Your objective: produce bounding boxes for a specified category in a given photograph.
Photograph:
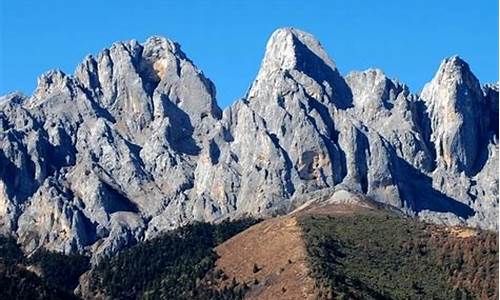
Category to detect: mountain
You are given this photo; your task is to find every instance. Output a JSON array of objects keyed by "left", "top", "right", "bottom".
[{"left": 0, "top": 28, "right": 497, "bottom": 260}]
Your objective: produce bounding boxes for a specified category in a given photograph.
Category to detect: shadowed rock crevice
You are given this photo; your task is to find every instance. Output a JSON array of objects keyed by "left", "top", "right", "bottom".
[
  {"left": 392, "top": 152, "right": 474, "bottom": 219},
  {"left": 100, "top": 181, "right": 139, "bottom": 214},
  {"left": 208, "top": 139, "right": 220, "bottom": 165},
  {"left": 411, "top": 99, "right": 437, "bottom": 171},
  {"left": 0, "top": 139, "right": 40, "bottom": 204},
  {"left": 137, "top": 59, "right": 162, "bottom": 97},
  {"left": 484, "top": 84, "right": 499, "bottom": 138},
  {"left": 354, "top": 132, "right": 370, "bottom": 194},
  {"left": 162, "top": 95, "right": 201, "bottom": 156}
]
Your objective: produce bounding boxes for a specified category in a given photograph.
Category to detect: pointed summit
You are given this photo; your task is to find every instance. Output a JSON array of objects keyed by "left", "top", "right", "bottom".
[
  {"left": 421, "top": 56, "right": 487, "bottom": 175},
  {"left": 259, "top": 27, "right": 337, "bottom": 73},
  {"left": 249, "top": 28, "right": 351, "bottom": 108},
  {"left": 432, "top": 56, "right": 480, "bottom": 87}
]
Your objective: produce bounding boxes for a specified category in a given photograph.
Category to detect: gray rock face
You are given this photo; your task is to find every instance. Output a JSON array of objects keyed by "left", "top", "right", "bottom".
[
  {"left": 0, "top": 28, "right": 497, "bottom": 259},
  {"left": 421, "top": 56, "right": 488, "bottom": 175}
]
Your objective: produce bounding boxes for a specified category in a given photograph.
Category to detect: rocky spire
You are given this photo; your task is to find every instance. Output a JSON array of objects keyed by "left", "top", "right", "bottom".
[
  {"left": 249, "top": 28, "right": 352, "bottom": 108},
  {"left": 421, "top": 56, "right": 487, "bottom": 175},
  {"left": 256, "top": 28, "right": 337, "bottom": 77}
]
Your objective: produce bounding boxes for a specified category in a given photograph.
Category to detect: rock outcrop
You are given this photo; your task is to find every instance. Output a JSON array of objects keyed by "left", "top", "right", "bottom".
[
  {"left": 421, "top": 56, "right": 488, "bottom": 175},
  {"left": 0, "top": 28, "right": 497, "bottom": 259}
]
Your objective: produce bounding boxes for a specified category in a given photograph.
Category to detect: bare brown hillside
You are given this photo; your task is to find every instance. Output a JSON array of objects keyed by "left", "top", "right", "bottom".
[{"left": 214, "top": 216, "right": 317, "bottom": 300}]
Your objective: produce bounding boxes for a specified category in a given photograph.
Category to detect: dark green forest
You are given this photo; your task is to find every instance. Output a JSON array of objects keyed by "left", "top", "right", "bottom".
[
  {"left": 83, "top": 218, "right": 259, "bottom": 299},
  {"left": 0, "top": 218, "right": 258, "bottom": 300},
  {"left": 300, "top": 212, "right": 498, "bottom": 300},
  {"left": 0, "top": 236, "right": 83, "bottom": 300}
]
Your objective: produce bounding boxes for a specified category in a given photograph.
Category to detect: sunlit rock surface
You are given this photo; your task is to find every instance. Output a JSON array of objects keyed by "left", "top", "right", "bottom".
[{"left": 0, "top": 28, "right": 497, "bottom": 259}]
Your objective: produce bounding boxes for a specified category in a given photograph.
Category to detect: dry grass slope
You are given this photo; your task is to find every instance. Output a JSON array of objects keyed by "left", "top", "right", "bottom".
[{"left": 214, "top": 216, "right": 317, "bottom": 300}]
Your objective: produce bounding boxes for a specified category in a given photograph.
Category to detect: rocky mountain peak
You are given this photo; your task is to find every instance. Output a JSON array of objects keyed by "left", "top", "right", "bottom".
[
  {"left": 421, "top": 56, "right": 487, "bottom": 175},
  {"left": 72, "top": 35, "right": 221, "bottom": 132},
  {"left": 438, "top": 55, "right": 473, "bottom": 78},
  {"left": 139, "top": 36, "right": 187, "bottom": 85},
  {"left": 143, "top": 36, "right": 183, "bottom": 60},
  {"left": 32, "top": 70, "right": 75, "bottom": 103},
  {"left": 249, "top": 27, "right": 351, "bottom": 109},
  {"left": 258, "top": 27, "right": 337, "bottom": 75},
  {"left": 424, "top": 55, "right": 484, "bottom": 106}
]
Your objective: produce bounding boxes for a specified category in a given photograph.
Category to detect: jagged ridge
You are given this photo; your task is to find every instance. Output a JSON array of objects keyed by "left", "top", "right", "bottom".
[{"left": 0, "top": 28, "right": 497, "bottom": 260}]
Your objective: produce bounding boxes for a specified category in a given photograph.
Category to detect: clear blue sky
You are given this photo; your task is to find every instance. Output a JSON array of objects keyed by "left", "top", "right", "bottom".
[{"left": 0, "top": 0, "right": 498, "bottom": 108}]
